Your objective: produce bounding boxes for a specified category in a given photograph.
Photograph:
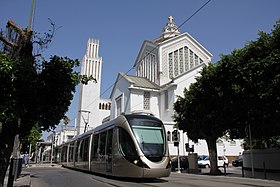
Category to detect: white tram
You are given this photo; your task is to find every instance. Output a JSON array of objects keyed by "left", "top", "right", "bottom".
[{"left": 55, "top": 113, "right": 171, "bottom": 178}]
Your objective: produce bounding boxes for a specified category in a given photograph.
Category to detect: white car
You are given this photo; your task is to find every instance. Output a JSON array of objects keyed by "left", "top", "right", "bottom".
[{"left": 198, "top": 156, "right": 228, "bottom": 168}]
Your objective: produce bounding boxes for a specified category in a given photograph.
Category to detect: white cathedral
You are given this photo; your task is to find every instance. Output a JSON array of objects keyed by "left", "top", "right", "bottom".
[{"left": 77, "top": 16, "right": 243, "bottom": 158}]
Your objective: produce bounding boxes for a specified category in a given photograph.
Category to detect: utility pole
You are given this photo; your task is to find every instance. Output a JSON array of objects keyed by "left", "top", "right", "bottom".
[{"left": 28, "top": 0, "right": 35, "bottom": 31}]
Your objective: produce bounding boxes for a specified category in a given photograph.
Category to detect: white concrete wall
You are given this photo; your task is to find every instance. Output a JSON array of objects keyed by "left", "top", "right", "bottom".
[
  {"left": 173, "top": 65, "right": 204, "bottom": 97},
  {"left": 79, "top": 81, "right": 100, "bottom": 128},
  {"left": 149, "top": 91, "right": 160, "bottom": 117},
  {"left": 130, "top": 89, "right": 144, "bottom": 112},
  {"left": 110, "top": 76, "right": 130, "bottom": 119},
  {"left": 165, "top": 126, "right": 243, "bottom": 157}
]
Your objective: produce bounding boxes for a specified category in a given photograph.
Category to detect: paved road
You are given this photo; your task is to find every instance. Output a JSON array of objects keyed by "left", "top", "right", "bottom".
[{"left": 26, "top": 165, "right": 280, "bottom": 187}]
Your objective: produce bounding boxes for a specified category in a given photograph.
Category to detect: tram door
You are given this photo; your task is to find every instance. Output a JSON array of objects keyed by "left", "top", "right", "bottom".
[{"left": 106, "top": 129, "right": 113, "bottom": 173}]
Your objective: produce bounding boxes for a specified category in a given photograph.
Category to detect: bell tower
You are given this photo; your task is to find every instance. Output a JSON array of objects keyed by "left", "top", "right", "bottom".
[{"left": 77, "top": 39, "right": 102, "bottom": 134}]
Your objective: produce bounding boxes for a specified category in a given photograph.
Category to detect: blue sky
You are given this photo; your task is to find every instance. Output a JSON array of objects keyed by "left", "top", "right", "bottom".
[{"left": 1, "top": 0, "right": 279, "bottom": 137}]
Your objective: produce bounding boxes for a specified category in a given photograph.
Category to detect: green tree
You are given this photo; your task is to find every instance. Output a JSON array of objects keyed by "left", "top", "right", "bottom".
[
  {"left": 219, "top": 20, "right": 280, "bottom": 141},
  {"left": 20, "top": 125, "right": 41, "bottom": 154},
  {"left": 173, "top": 19, "right": 280, "bottom": 175},
  {"left": 174, "top": 63, "right": 235, "bottom": 175},
  {"left": 0, "top": 20, "right": 94, "bottom": 186}
]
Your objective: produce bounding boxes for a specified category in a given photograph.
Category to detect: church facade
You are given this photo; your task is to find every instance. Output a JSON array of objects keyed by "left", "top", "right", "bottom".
[
  {"left": 109, "top": 16, "right": 243, "bottom": 157},
  {"left": 78, "top": 16, "right": 243, "bottom": 158}
]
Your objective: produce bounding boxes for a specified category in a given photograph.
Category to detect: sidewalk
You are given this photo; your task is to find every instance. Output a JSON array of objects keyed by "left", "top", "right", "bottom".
[
  {"left": 3, "top": 163, "right": 59, "bottom": 187},
  {"left": 12, "top": 170, "right": 31, "bottom": 187},
  {"left": 3, "top": 167, "right": 30, "bottom": 187}
]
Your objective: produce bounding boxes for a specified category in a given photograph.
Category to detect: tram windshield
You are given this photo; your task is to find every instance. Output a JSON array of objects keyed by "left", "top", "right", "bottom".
[{"left": 127, "top": 116, "right": 165, "bottom": 159}]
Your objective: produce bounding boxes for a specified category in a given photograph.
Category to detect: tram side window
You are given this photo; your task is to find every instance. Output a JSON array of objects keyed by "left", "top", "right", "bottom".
[
  {"left": 106, "top": 129, "right": 113, "bottom": 156},
  {"left": 119, "top": 128, "right": 138, "bottom": 160},
  {"left": 69, "top": 143, "right": 75, "bottom": 162},
  {"left": 91, "top": 135, "right": 99, "bottom": 160},
  {"left": 75, "top": 140, "right": 81, "bottom": 162},
  {"left": 99, "top": 132, "right": 106, "bottom": 157},
  {"left": 79, "top": 140, "right": 84, "bottom": 162},
  {"left": 82, "top": 137, "right": 89, "bottom": 161},
  {"left": 61, "top": 146, "right": 67, "bottom": 162}
]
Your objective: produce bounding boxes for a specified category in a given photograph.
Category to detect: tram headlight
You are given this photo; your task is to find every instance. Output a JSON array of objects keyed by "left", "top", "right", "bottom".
[{"left": 134, "top": 159, "right": 150, "bottom": 168}]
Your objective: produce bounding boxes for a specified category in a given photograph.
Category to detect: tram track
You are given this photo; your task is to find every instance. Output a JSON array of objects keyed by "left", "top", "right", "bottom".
[{"left": 89, "top": 175, "right": 169, "bottom": 187}]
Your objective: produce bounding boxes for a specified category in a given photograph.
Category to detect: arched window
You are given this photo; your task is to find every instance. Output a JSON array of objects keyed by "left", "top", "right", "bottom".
[
  {"left": 217, "top": 139, "right": 223, "bottom": 146},
  {"left": 230, "top": 140, "right": 236, "bottom": 146},
  {"left": 105, "top": 103, "right": 107, "bottom": 109}
]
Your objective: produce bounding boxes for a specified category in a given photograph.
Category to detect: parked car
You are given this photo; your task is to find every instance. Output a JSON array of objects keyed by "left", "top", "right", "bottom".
[
  {"left": 171, "top": 156, "right": 189, "bottom": 171},
  {"left": 232, "top": 156, "right": 243, "bottom": 167},
  {"left": 198, "top": 156, "right": 228, "bottom": 168},
  {"left": 198, "top": 155, "right": 208, "bottom": 161}
]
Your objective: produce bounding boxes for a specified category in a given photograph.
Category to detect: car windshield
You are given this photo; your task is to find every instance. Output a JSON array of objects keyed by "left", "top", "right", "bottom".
[{"left": 198, "top": 155, "right": 207, "bottom": 160}]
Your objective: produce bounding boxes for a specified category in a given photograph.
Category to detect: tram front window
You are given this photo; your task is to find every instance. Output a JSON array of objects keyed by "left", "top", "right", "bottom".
[
  {"left": 119, "top": 128, "right": 138, "bottom": 162},
  {"left": 129, "top": 118, "right": 165, "bottom": 161}
]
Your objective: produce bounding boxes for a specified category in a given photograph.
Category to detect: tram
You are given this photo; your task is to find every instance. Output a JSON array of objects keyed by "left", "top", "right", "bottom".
[{"left": 55, "top": 113, "right": 171, "bottom": 178}]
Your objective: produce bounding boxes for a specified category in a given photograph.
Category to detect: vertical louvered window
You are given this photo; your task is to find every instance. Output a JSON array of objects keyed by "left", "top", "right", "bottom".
[
  {"left": 179, "top": 48, "right": 184, "bottom": 74},
  {"left": 195, "top": 54, "right": 199, "bottom": 66},
  {"left": 143, "top": 91, "right": 150, "bottom": 110},
  {"left": 200, "top": 58, "right": 204, "bottom": 64},
  {"left": 190, "top": 50, "right": 194, "bottom": 69},
  {"left": 168, "top": 53, "right": 173, "bottom": 78},
  {"left": 174, "top": 50, "right": 178, "bottom": 76},
  {"left": 184, "top": 46, "right": 189, "bottom": 71}
]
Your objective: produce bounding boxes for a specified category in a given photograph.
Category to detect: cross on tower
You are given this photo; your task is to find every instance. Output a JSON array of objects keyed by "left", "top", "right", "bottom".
[{"left": 168, "top": 16, "right": 174, "bottom": 23}]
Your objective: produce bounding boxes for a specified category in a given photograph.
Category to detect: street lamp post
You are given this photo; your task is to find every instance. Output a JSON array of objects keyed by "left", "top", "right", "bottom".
[
  {"left": 248, "top": 124, "right": 255, "bottom": 177},
  {"left": 50, "top": 132, "right": 55, "bottom": 164},
  {"left": 173, "top": 129, "right": 181, "bottom": 173},
  {"left": 177, "top": 144, "right": 181, "bottom": 173},
  {"left": 79, "top": 110, "right": 91, "bottom": 133}
]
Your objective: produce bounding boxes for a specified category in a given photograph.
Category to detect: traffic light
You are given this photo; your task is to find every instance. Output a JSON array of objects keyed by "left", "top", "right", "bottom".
[
  {"left": 172, "top": 130, "right": 180, "bottom": 142},
  {"left": 185, "top": 143, "right": 189, "bottom": 151},
  {"left": 191, "top": 145, "right": 194, "bottom": 152},
  {"left": 185, "top": 143, "right": 194, "bottom": 152}
]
